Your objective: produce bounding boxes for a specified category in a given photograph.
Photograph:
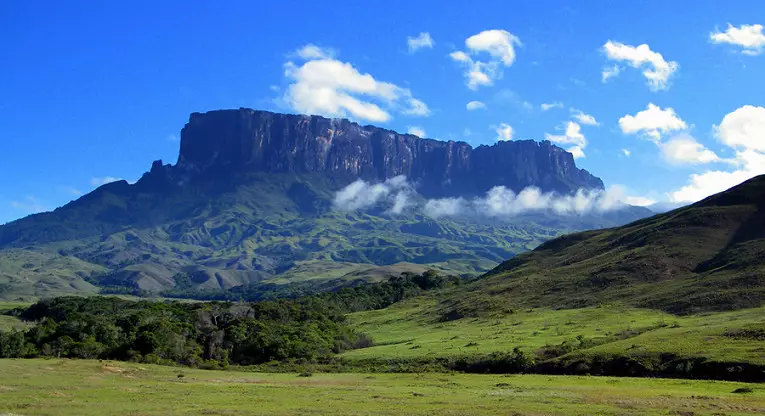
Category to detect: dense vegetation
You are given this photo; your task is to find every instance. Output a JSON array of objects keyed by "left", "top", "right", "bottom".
[{"left": 0, "top": 271, "right": 456, "bottom": 366}]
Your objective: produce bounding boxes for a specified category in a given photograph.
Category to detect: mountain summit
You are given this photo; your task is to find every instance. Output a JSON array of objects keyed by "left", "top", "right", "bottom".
[
  {"left": 0, "top": 109, "right": 641, "bottom": 300},
  {"left": 172, "top": 109, "right": 604, "bottom": 197}
]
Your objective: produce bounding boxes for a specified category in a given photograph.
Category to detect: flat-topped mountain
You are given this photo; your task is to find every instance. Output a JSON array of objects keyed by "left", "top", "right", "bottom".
[
  {"left": 0, "top": 109, "right": 645, "bottom": 300},
  {"left": 174, "top": 109, "right": 604, "bottom": 197}
]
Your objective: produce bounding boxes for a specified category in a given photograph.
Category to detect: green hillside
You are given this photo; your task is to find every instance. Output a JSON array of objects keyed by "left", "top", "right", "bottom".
[
  {"left": 432, "top": 174, "right": 765, "bottom": 317},
  {"left": 335, "top": 176, "right": 765, "bottom": 379},
  {"left": 0, "top": 171, "right": 646, "bottom": 301}
]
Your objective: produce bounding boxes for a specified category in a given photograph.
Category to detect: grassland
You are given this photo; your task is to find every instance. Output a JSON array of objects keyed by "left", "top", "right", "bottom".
[
  {"left": 343, "top": 299, "right": 765, "bottom": 367},
  {"left": 0, "top": 359, "right": 764, "bottom": 415}
]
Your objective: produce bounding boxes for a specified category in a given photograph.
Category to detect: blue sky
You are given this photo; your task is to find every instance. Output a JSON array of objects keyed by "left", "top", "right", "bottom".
[{"left": 2, "top": 0, "right": 765, "bottom": 224}]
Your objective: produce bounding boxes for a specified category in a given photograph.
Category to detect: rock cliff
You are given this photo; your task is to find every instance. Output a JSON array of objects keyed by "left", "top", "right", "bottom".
[{"left": 173, "top": 109, "right": 604, "bottom": 197}]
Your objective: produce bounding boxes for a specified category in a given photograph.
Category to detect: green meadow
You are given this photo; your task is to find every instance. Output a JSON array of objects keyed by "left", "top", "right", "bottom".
[
  {"left": 343, "top": 299, "right": 765, "bottom": 366},
  {"left": 1, "top": 359, "right": 764, "bottom": 416}
]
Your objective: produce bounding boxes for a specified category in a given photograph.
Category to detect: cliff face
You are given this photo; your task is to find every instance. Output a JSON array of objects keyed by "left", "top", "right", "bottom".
[{"left": 175, "top": 108, "right": 604, "bottom": 197}]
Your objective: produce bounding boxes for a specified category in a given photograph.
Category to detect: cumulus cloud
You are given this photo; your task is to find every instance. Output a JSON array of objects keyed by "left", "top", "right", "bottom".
[
  {"left": 334, "top": 177, "right": 646, "bottom": 219},
  {"left": 294, "top": 44, "right": 335, "bottom": 60},
  {"left": 669, "top": 105, "right": 765, "bottom": 203},
  {"left": 90, "top": 176, "right": 123, "bottom": 187},
  {"left": 450, "top": 29, "right": 521, "bottom": 89},
  {"left": 495, "top": 123, "right": 514, "bottom": 141},
  {"left": 710, "top": 24, "right": 765, "bottom": 55},
  {"left": 333, "top": 176, "right": 414, "bottom": 214},
  {"left": 426, "top": 186, "right": 631, "bottom": 218},
  {"left": 407, "top": 32, "right": 434, "bottom": 53},
  {"left": 660, "top": 134, "right": 721, "bottom": 165},
  {"left": 545, "top": 121, "right": 587, "bottom": 158},
  {"left": 715, "top": 105, "right": 765, "bottom": 151},
  {"left": 618, "top": 103, "right": 687, "bottom": 142},
  {"left": 541, "top": 102, "right": 563, "bottom": 111},
  {"left": 466, "top": 100, "right": 487, "bottom": 111},
  {"left": 402, "top": 98, "right": 431, "bottom": 116},
  {"left": 601, "top": 64, "right": 621, "bottom": 83},
  {"left": 602, "top": 41, "right": 679, "bottom": 91},
  {"left": 570, "top": 108, "right": 599, "bottom": 126},
  {"left": 283, "top": 45, "right": 429, "bottom": 123},
  {"left": 407, "top": 126, "right": 426, "bottom": 137}
]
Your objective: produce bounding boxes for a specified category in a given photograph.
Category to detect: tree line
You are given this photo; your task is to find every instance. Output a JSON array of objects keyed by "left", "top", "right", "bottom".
[{"left": 0, "top": 271, "right": 458, "bottom": 367}]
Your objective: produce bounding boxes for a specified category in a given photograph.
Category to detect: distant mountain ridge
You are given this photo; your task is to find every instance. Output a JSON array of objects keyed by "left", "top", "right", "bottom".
[{"left": 0, "top": 109, "right": 646, "bottom": 300}]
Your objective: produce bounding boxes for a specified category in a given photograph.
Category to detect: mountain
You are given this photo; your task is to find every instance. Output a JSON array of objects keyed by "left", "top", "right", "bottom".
[
  {"left": 445, "top": 174, "right": 765, "bottom": 315},
  {"left": 177, "top": 109, "right": 604, "bottom": 198},
  {"left": 0, "top": 109, "right": 648, "bottom": 300}
]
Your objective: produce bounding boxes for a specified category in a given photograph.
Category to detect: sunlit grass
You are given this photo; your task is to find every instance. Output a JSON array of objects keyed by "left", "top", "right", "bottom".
[{"left": 1, "top": 359, "right": 764, "bottom": 415}]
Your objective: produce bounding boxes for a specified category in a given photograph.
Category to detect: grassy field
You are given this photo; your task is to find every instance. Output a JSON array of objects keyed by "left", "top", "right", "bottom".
[
  {"left": 0, "top": 301, "right": 31, "bottom": 331},
  {"left": 0, "top": 359, "right": 763, "bottom": 415},
  {"left": 343, "top": 299, "right": 765, "bottom": 366}
]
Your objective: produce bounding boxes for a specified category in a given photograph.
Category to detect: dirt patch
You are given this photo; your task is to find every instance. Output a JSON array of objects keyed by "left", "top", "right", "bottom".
[
  {"left": 102, "top": 365, "right": 127, "bottom": 373},
  {"left": 0, "top": 385, "right": 16, "bottom": 391}
]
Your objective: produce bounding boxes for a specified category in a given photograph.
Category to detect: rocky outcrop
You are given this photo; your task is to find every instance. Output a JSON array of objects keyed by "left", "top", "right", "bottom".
[{"left": 174, "top": 108, "right": 604, "bottom": 197}]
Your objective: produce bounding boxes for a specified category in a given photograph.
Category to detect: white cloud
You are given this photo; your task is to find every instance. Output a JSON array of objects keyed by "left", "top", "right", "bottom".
[
  {"left": 715, "top": 105, "right": 765, "bottom": 152},
  {"left": 423, "top": 198, "right": 466, "bottom": 218},
  {"left": 335, "top": 178, "right": 644, "bottom": 218},
  {"left": 669, "top": 105, "right": 765, "bottom": 203},
  {"left": 59, "top": 186, "right": 83, "bottom": 196},
  {"left": 660, "top": 134, "right": 721, "bottom": 165},
  {"left": 710, "top": 24, "right": 765, "bottom": 55},
  {"left": 618, "top": 103, "right": 687, "bottom": 142},
  {"left": 624, "top": 195, "right": 657, "bottom": 207},
  {"left": 295, "top": 44, "right": 335, "bottom": 60},
  {"left": 541, "top": 102, "right": 563, "bottom": 111},
  {"left": 450, "top": 29, "right": 521, "bottom": 89},
  {"left": 428, "top": 186, "right": 629, "bottom": 218},
  {"left": 90, "top": 176, "right": 122, "bottom": 187},
  {"left": 545, "top": 121, "right": 587, "bottom": 158},
  {"left": 601, "top": 64, "right": 621, "bottom": 83},
  {"left": 402, "top": 98, "right": 431, "bottom": 117},
  {"left": 407, "top": 126, "right": 426, "bottom": 137},
  {"left": 407, "top": 32, "right": 434, "bottom": 53},
  {"left": 570, "top": 108, "right": 599, "bottom": 126},
  {"left": 466, "top": 101, "right": 487, "bottom": 111},
  {"left": 567, "top": 146, "right": 586, "bottom": 159},
  {"left": 495, "top": 123, "right": 514, "bottom": 141},
  {"left": 602, "top": 41, "right": 679, "bottom": 91},
  {"left": 621, "top": 149, "right": 631, "bottom": 157},
  {"left": 333, "top": 176, "right": 412, "bottom": 214},
  {"left": 283, "top": 45, "right": 429, "bottom": 123}
]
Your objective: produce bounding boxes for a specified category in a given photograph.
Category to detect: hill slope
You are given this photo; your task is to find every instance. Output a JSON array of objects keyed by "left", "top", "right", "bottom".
[{"left": 443, "top": 174, "right": 765, "bottom": 315}]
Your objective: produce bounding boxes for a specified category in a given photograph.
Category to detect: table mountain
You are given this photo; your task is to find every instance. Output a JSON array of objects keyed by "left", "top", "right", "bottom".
[{"left": 0, "top": 109, "right": 646, "bottom": 300}]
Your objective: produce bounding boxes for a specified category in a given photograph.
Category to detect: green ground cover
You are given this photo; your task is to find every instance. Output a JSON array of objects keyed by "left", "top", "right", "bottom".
[{"left": 1, "top": 359, "right": 764, "bottom": 416}]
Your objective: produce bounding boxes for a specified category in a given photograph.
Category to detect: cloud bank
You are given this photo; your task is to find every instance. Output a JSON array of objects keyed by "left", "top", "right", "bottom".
[{"left": 333, "top": 177, "right": 639, "bottom": 219}]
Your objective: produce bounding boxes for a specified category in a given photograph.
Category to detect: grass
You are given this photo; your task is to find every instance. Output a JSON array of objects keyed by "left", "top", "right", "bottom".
[
  {"left": 343, "top": 299, "right": 765, "bottom": 367},
  {"left": 1, "top": 359, "right": 764, "bottom": 415},
  {"left": 0, "top": 301, "right": 31, "bottom": 331}
]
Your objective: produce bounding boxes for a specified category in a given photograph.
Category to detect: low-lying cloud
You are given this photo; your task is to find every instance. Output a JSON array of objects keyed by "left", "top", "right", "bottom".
[
  {"left": 334, "top": 176, "right": 634, "bottom": 218},
  {"left": 425, "top": 186, "right": 626, "bottom": 218},
  {"left": 333, "top": 175, "right": 413, "bottom": 214}
]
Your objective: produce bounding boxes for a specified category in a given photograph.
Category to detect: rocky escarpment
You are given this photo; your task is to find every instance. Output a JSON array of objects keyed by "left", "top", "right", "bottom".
[{"left": 174, "top": 108, "right": 604, "bottom": 197}]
